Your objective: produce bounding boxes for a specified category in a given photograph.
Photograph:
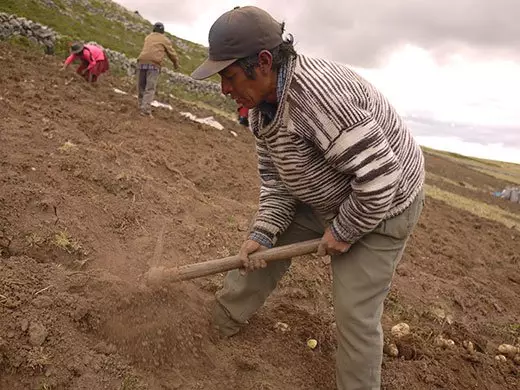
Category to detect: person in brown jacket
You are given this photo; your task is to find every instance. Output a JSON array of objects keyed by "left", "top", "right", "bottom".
[{"left": 137, "top": 22, "right": 180, "bottom": 116}]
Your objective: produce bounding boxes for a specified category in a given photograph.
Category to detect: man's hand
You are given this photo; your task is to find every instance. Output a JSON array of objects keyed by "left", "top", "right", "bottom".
[
  {"left": 238, "top": 239, "right": 268, "bottom": 275},
  {"left": 317, "top": 227, "right": 351, "bottom": 256}
]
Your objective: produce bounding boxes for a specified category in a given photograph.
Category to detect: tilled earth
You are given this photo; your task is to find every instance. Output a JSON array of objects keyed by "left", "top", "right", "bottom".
[{"left": 1, "top": 43, "right": 519, "bottom": 389}]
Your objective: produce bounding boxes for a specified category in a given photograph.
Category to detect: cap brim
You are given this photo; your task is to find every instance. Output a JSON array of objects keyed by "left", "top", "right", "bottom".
[{"left": 191, "top": 58, "right": 237, "bottom": 80}]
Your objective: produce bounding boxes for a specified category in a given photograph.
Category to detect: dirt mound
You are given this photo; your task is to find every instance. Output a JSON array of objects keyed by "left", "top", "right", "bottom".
[
  {"left": 0, "top": 256, "right": 132, "bottom": 389},
  {"left": 1, "top": 42, "right": 519, "bottom": 389}
]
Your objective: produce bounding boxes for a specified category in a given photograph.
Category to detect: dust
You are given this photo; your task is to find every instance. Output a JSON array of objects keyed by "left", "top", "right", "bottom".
[{"left": 96, "top": 281, "right": 214, "bottom": 370}]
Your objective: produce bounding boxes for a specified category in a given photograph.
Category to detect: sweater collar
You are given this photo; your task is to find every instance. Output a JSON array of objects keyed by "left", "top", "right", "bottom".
[{"left": 251, "top": 55, "right": 297, "bottom": 138}]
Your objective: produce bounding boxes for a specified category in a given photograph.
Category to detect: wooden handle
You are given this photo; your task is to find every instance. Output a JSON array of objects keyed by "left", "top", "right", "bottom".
[{"left": 165, "top": 238, "right": 321, "bottom": 282}]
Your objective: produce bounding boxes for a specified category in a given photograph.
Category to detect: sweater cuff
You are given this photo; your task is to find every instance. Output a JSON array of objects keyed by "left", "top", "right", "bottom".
[
  {"left": 331, "top": 218, "right": 361, "bottom": 244},
  {"left": 248, "top": 231, "right": 274, "bottom": 248}
]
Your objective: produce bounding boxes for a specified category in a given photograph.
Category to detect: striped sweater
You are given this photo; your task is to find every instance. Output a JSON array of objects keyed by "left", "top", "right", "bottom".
[{"left": 248, "top": 54, "right": 425, "bottom": 247}]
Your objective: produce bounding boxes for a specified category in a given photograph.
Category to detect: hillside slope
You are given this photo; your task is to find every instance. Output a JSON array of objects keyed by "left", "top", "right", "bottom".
[
  {"left": 0, "top": 0, "right": 209, "bottom": 75},
  {"left": 1, "top": 42, "right": 519, "bottom": 390}
]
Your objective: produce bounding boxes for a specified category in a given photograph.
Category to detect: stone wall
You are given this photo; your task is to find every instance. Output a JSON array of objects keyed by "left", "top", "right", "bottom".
[
  {"left": 0, "top": 12, "right": 223, "bottom": 98},
  {"left": 0, "top": 13, "right": 57, "bottom": 51}
]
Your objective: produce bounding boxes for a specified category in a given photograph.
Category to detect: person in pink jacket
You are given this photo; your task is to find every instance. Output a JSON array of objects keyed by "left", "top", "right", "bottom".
[{"left": 61, "top": 42, "right": 110, "bottom": 83}]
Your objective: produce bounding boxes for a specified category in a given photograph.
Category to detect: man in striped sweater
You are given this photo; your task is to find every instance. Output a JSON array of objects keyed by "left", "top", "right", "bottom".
[{"left": 192, "top": 6, "right": 425, "bottom": 389}]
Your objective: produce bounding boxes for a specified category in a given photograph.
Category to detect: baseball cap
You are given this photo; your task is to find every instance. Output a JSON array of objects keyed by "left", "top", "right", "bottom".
[{"left": 191, "top": 6, "right": 284, "bottom": 80}]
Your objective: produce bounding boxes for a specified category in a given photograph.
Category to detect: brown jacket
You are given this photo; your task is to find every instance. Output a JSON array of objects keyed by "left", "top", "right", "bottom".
[{"left": 137, "top": 32, "right": 179, "bottom": 69}]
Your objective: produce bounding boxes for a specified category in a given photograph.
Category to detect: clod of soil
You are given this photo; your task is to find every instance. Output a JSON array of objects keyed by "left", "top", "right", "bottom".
[{"left": 28, "top": 322, "right": 48, "bottom": 347}]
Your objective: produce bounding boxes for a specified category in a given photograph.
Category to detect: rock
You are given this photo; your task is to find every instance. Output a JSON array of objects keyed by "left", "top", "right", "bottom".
[
  {"left": 497, "top": 344, "right": 520, "bottom": 358},
  {"left": 495, "top": 354, "right": 507, "bottom": 362},
  {"left": 383, "top": 343, "right": 399, "bottom": 357},
  {"left": 32, "top": 295, "right": 53, "bottom": 308},
  {"left": 29, "top": 322, "right": 48, "bottom": 346},
  {"left": 93, "top": 341, "right": 117, "bottom": 355},
  {"left": 434, "top": 335, "right": 455, "bottom": 349},
  {"left": 71, "top": 304, "right": 89, "bottom": 321},
  {"left": 41, "top": 0, "right": 58, "bottom": 9},
  {"left": 391, "top": 323, "right": 410, "bottom": 339},
  {"left": 66, "top": 359, "right": 85, "bottom": 375},
  {"left": 430, "top": 307, "right": 453, "bottom": 324},
  {"left": 4, "top": 298, "right": 21, "bottom": 309},
  {"left": 20, "top": 318, "right": 29, "bottom": 332},
  {"left": 274, "top": 322, "right": 290, "bottom": 332},
  {"left": 463, "top": 340, "right": 475, "bottom": 354},
  {"left": 431, "top": 307, "right": 446, "bottom": 320},
  {"left": 10, "top": 19, "right": 21, "bottom": 29},
  {"left": 396, "top": 265, "right": 409, "bottom": 276}
]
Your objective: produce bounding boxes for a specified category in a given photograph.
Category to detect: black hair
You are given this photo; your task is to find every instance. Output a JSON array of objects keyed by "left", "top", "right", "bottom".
[
  {"left": 236, "top": 32, "right": 297, "bottom": 79},
  {"left": 153, "top": 22, "right": 165, "bottom": 34}
]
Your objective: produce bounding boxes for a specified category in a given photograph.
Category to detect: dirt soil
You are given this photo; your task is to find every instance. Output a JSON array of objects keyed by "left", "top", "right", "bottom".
[{"left": 1, "top": 43, "right": 519, "bottom": 390}]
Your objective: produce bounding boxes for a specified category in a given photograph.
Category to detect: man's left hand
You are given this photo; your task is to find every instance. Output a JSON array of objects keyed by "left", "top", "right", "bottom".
[{"left": 317, "top": 227, "right": 351, "bottom": 256}]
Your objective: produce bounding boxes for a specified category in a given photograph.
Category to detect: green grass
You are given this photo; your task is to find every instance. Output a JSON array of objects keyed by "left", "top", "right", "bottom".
[
  {"left": 52, "top": 230, "right": 82, "bottom": 254},
  {"left": 6, "top": 34, "right": 41, "bottom": 50},
  {"left": 120, "top": 375, "right": 145, "bottom": 390},
  {"left": 507, "top": 323, "right": 520, "bottom": 336}
]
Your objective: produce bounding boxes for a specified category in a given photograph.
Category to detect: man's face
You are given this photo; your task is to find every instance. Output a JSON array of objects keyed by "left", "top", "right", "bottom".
[{"left": 218, "top": 52, "right": 275, "bottom": 109}]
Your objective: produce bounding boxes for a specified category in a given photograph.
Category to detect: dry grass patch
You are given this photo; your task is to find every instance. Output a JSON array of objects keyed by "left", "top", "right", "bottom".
[{"left": 425, "top": 184, "right": 520, "bottom": 230}]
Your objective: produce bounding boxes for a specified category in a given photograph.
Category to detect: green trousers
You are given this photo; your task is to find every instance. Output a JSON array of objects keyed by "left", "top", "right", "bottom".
[{"left": 215, "top": 190, "right": 424, "bottom": 390}]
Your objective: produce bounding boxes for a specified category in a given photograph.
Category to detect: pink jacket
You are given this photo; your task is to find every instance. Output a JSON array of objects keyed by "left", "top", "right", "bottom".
[{"left": 64, "top": 44, "right": 106, "bottom": 71}]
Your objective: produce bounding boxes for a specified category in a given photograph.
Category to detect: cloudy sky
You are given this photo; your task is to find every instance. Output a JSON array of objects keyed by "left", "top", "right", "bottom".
[{"left": 116, "top": 0, "right": 520, "bottom": 163}]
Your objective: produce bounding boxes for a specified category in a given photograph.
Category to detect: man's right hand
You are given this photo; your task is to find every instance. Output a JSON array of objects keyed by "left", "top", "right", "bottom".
[{"left": 238, "top": 239, "right": 268, "bottom": 275}]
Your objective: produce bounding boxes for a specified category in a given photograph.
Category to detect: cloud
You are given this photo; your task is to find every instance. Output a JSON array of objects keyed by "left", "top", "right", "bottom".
[
  {"left": 264, "top": 0, "right": 520, "bottom": 67},
  {"left": 406, "top": 117, "right": 520, "bottom": 148},
  {"left": 116, "top": 0, "right": 520, "bottom": 67},
  {"left": 414, "top": 135, "right": 520, "bottom": 164},
  {"left": 405, "top": 117, "right": 520, "bottom": 164},
  {"left": 115, "top": 0, "right": 212, "bottom": 23}
]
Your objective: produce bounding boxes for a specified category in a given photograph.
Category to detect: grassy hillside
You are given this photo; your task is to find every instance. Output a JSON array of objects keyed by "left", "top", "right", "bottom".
[{"left": 0, "top": 0, "right": 210, "bottom": 76}]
